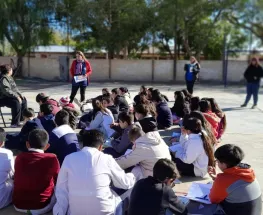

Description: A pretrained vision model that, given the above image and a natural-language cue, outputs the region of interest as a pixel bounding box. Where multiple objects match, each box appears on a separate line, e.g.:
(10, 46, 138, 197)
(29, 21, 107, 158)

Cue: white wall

(0, 57, 250, 83)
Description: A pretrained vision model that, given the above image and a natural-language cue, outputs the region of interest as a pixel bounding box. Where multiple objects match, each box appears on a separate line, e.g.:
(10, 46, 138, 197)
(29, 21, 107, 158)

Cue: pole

(173, 0, 178, 81)
(222, 32, 227, 85)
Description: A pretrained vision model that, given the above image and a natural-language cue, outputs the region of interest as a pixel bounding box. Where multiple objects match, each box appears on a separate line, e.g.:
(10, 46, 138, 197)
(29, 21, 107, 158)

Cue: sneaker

(251, 105, 257, 109)
(240, 104, 247, 108)
(73, 98, 82, 108)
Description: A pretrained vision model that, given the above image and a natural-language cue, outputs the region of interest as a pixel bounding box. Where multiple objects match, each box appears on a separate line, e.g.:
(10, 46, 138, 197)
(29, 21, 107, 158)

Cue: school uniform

(13, 149, 60, 213)
(116, 131, 171, 178)
(174, 134, 208, 177)
(89, 109, 115, 139)
(156, 102, 173, 129)
(0, 148, 14, 209)
(5, 118, 44, 152)
(107, 105, 119, 121)
(47, 124, 80, 165)
(210, 163, 262, 215)
(203, 111, 220, 138)
(53, 147, 135, 215)
(104, 125, 133, 158)
(39, 114, 56, 135)
(114, 95, 129, 113)
(129, 176, 187, 215)
(138, 116, 158, 133)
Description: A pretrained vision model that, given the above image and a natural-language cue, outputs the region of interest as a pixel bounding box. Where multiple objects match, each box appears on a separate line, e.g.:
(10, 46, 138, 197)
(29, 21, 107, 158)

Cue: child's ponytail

(200, 130, 215, 167)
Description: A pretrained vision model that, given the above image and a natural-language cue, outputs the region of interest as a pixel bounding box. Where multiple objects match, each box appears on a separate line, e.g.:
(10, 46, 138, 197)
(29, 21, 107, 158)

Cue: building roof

(33, 45, 75, 53)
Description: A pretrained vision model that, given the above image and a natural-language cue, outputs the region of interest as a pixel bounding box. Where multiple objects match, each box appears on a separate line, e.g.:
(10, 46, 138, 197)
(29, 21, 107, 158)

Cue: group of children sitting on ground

(0, 86, 261, 215)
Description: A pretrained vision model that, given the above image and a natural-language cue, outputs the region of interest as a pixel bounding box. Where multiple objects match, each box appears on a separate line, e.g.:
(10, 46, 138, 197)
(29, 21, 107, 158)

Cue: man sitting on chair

(0, 64, 27, 127)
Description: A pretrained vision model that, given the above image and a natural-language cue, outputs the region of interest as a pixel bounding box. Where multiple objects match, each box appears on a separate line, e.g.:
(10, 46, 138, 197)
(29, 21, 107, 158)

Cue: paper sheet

(186, 183, 212, 204)
(74, 75, 86, 83)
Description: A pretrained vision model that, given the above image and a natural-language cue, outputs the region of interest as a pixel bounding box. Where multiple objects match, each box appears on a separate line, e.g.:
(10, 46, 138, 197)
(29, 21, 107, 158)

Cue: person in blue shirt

(38, 103, 56, 135)
(184, 56, 200, 94)
(47, 110, 79, 165)
(5, 108, 43, 151)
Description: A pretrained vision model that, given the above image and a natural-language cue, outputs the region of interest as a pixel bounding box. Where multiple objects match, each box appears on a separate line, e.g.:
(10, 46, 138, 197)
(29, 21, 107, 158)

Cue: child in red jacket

(199, 100, 220, 138)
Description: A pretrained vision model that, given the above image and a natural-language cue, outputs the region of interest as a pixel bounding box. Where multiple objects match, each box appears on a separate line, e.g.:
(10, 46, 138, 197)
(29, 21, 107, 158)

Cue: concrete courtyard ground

(0, 79, 263, 214)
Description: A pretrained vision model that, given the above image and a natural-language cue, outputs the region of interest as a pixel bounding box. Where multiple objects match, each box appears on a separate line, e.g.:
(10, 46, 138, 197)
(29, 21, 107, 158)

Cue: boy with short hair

(36, 93, 60, 116)
(0, 127, 14, 209)
(39, 103, 56, 134)
(13, 129, 60, 214)
(209, 144, 262, 215)
(104, 112, 134, 158)
(5, 108, 44, 151)
(53, 130, 135, 215)
(47, 110, 79, 164)
(129, 158, 187, 215)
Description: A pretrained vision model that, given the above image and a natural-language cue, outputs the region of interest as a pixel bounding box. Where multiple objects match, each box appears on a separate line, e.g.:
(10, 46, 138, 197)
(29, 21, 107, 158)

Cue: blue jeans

(244, 83, 260, 106)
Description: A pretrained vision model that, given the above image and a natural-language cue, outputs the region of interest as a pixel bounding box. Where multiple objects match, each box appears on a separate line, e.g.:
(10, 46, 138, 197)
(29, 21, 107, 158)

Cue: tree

(226, 0, 263, 44)
(0, 0, 56, 75)
(57, 0, 154, 59)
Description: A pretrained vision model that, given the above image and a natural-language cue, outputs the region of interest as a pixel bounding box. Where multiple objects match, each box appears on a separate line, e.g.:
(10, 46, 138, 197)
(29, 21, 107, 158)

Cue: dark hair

(63, 107, 79, 130)
(199, 100, 211, 113)
(55, 110, 69, 126)
(118, 112, 133, 125)
(134, 104, 150, 117)
(28, 129, 49, 149)
(215, 144, 244, 168)
(40, 104, 53, 115)
(151, 93, 163, 103)
(181, 89, 192, 99)
(0, 127, 6, 143)
(207, 98, 227, 134)
(148, 88, 154, 93)
(190, 97, 200, 111)
(36, 93, 49, 103)
(23, 108, 35, 118)
(102, 88, 110, 97)
(102, 96, 111, 104)
(111, 88, 119, 95)
(184, 117, 214, 166)
(119, 87, 128, 93)
(153, 158, 180, 181)
(140, 85, 147, 92)
(82, 130, 104, 148)
(189, 111, 217, 146)
(128, 125, 144, 142)
(92, 99, 108, 118)
(0, 64, 12, 75)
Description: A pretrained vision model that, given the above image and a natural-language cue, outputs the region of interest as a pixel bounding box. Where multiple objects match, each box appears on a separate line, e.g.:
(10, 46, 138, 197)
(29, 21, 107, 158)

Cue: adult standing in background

(69, 51, 92, 105)
(184, 56, 200, 94)
(241, 57, 263, 109)
(0, 64, 27, 127)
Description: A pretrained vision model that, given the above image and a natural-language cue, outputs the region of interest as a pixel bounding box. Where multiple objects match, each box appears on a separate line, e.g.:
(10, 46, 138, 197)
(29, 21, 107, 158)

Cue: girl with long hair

(172, 117, 214, 177)
(207, 98, 227, 139)
(69, 51, 92, 105)
(241, 57, 263, 109)
(171, 91, 190, 119)
(89, 99, 115, 138)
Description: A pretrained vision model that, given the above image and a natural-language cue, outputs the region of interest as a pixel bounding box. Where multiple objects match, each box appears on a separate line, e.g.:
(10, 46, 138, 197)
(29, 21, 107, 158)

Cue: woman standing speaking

(69, 51, 92, 105)
(184, 56, 200, 94)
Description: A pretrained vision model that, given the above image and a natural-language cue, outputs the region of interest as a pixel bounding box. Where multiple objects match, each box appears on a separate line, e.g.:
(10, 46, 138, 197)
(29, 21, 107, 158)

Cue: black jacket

(129, 176, 188, 215)
(114, 95, 129, 113)
(244, 65, 263, 83)
(138, 116, 158, 133)
(171, 101, 190, 118)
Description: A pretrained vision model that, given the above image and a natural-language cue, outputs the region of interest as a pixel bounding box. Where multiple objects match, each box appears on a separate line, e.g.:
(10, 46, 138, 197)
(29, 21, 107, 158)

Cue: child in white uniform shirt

(171, 117, 214, 177)
(0, 127, 14, 209)
(53, 130, 135, 215)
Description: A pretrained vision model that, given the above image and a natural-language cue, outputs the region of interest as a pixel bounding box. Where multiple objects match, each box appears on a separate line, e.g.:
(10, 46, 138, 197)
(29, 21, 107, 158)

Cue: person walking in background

(184, 56, 200, 94)
(241, 57, 263, 109)
(69, 51, 92, 105)
(0, 64, 27, 127)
